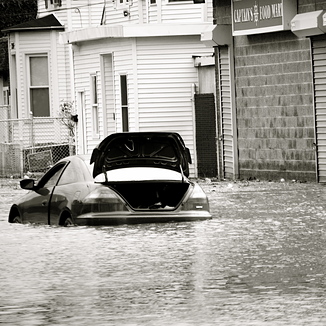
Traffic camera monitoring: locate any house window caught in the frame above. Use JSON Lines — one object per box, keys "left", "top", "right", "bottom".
{"left": 45, "top": 0, "right": 62, "bottom": 9}
{"left": 120, "top": 75, "right": 129, "bottom": 132}
{"left": 119, "top": 0, "right": 129, "bottom": 6}
{"left": 150, "top": 0, "right": 156, "bottom": 4}
{"left": 29, "top": 55, "right": 50, "bottom": 117}
{"left": 3, "top": 87, "right": 9, "bottom": 106}
{"left": 91, "top": 74, "right": 99, "bottom": 136}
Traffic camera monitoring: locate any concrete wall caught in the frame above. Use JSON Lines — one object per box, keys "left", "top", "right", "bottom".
{"left": 235, "top": 32, "right": 315, "bottom": 181}
{"left": 214, "top": 0, "right": 320, "bottom": 181}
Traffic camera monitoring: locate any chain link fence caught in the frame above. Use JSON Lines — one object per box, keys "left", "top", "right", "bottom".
{"left": 0, "top": 105, "right": 76, "bottom": 178}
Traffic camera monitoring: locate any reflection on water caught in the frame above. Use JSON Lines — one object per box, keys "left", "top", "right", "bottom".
{"left": 1, "top": 184, "right": 326, "bottom": 325}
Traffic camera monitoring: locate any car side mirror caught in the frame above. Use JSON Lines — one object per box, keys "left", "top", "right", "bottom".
{"left": 20, "top": 178, "right": 36, "bottom": 190}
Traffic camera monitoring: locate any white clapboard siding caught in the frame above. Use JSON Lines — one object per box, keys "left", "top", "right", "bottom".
{"left": 38, "top": 1, "right": 103, "bottom": 30}
{"left": 161, "top": 2, "right": 213, "bottom": 23}
{"left": 148, "top": 5, "right": 158, "bottom": 23}
{"left": 72, "top": 34, "right": 213, "bottom": 177}
{"left": 101, "top": 54, "right": 115, "bottom": 136}
{"left": 136, "top": 36, "right": 214, "bottom": 175}
{"left": 73, "top": 39, "right": 134, "bottom": 151}
{"left": 17, "top": 30, "right": 70, "bottom": 121}
{"left": 38, "top": 0, "right": 212, "bottom": 28}
{"left": 73, "top": 2, "right": 105, "bottom": 29}
{"left": 312, "top": 37, "right": 326, "bottom": 182}
{"left": 56, "top": 43, "right": 71, "bottom": 102}
{"left": 218, "top": 45, "right": 236, "bottom": 179}
{"left": 111, "top": 43, "right": 135, "bottom": 132}
{"left": 105, "top": 2, "right": 141, "bottom": 25}
{"left": 16, "top": 31, "right": 52, "bottom": 120}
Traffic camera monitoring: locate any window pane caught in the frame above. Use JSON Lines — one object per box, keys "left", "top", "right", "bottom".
{"left": 92, "top": 75, "right": 97, "bottom": 104}
{"left": 30, "top": 57, "right": 49, "bottom": 86}
{"left": 120, "top": 75, "right": 128, "bottom": 106}
{"left": 39, "top": 164, "right": 66, "bottom": 188}
{"left": 30, "top": 88, "right": 50, "bottom": 117}
{"left": 58, "top": 163, "right": 78, "bottom": 185}
{"left": 93, "top": 105, "right": 99, "bottom": 134}
{"left": 122, "top": 106, "right": 129, "bottom": 132}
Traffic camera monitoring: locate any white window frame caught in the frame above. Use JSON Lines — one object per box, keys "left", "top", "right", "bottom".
{"left": 91, "top": 74, "right": 99, "bottom": 137}
{"left": 3, "top": 87, "right": 9, "bottom": 106}
{"left": 44, "top": 0, "right": 62, "bottom": 9}
{"left": 117, "top": 0, "right": 132, "bottom": 8}
{"left": 27, "top": 54, "right": 50, "bottom": 117}
{"left": 167, "top": 0, "right": 192, "bottom": 2}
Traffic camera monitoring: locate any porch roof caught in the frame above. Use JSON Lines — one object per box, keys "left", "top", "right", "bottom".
{"left": 2, "top": 14, "right": 64, "bottom": 33}
{"left": 59, "top": 23, "right": 229, "bottom": 46}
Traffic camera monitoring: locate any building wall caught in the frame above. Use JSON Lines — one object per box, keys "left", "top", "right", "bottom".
{"left": 72, "top": 35, "right": 214, "bottom": 176}
{"left": 9, "top": 30, "right": 69, "bottom": 120}
{"left": 214, "top": 0, "right": 319, "bottom": 181}
{"left": 37, "top": 0, "right": 212, "bottom": 28}
{"left": 235, "top": 32, "right": 315, "bottom": 181}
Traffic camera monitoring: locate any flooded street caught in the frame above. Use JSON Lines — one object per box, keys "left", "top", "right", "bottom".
{"left": 1, "top": 181, "right": 326, "bottom": 325}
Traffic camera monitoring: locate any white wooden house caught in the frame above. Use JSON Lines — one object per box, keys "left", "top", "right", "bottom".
{"left": 5, "top": 0, "right": 231, "bottom": 177}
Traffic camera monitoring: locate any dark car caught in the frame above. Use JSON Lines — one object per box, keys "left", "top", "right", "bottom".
{"left": 8, "top": 132, "right": 211, "bottom": 226}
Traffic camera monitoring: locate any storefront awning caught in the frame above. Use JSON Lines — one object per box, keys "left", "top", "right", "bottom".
{"left": 291, "top": 10, "right": 326, "bottom": 37}
{"left": 201, "top": 24, "right": 232, "bottom": 46}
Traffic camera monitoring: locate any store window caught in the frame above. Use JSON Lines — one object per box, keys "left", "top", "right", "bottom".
{"left": 29, "top": 55, "right": 50, "bottom": 117}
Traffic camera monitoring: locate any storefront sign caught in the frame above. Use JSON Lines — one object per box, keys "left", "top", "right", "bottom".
{"left": 232, "top": 0, "right": 297, "bottom": 36}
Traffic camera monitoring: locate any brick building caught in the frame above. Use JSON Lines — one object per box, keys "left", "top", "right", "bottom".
{"left": 214, "top": 0, "right": 326, "bottom": 182}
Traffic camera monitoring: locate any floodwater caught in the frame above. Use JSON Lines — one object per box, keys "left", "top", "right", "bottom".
{"left": 1, "top": 181, "right": 326, "bottom": 325}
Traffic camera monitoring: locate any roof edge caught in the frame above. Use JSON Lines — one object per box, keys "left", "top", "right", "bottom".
{"left": 2, "top": 14, "right": 64, "bottom": 33}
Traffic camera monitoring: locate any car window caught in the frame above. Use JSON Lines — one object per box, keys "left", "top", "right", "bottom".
{"left": 38, "top": 163, "right": 67, "bottom": 188}
{"left": 57, "top": 162, "right": 79, "bottom": 185}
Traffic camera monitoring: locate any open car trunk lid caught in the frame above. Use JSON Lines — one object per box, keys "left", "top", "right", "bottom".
{"left": 90, "top": 132, "right": 192, "bottom": 178}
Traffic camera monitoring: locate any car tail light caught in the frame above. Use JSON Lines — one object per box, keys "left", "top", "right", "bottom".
{"left": 181, "top": 184, "right": 210, "bottom": 211}
{"left": 81, "top": 188, "right": 128, "bottom": 214}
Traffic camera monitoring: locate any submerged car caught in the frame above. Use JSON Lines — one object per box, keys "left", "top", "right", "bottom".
{"left": 8, "top": 132, "right": 211, "bottom": 226}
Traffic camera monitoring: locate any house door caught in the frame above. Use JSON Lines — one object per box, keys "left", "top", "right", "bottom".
{"left": 194, "top": 93, "right": 218, "bottom": 177}
{"left": 312, "top": 36, "right": 326, "bottom": 182}
{"left": 194, "top": 64, "right": 218, "bottom": 177}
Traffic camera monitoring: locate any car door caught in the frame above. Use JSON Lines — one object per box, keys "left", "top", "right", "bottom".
{"left": 21, "top": 163, "right": 68, "bottom": 224}
{"left": 49, "top": 160, "right": 83, "bottom": 225}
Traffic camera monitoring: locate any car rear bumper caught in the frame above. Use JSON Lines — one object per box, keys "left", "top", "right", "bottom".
{"left": 75, "top": 211, "right": 212, "bottom": 226}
